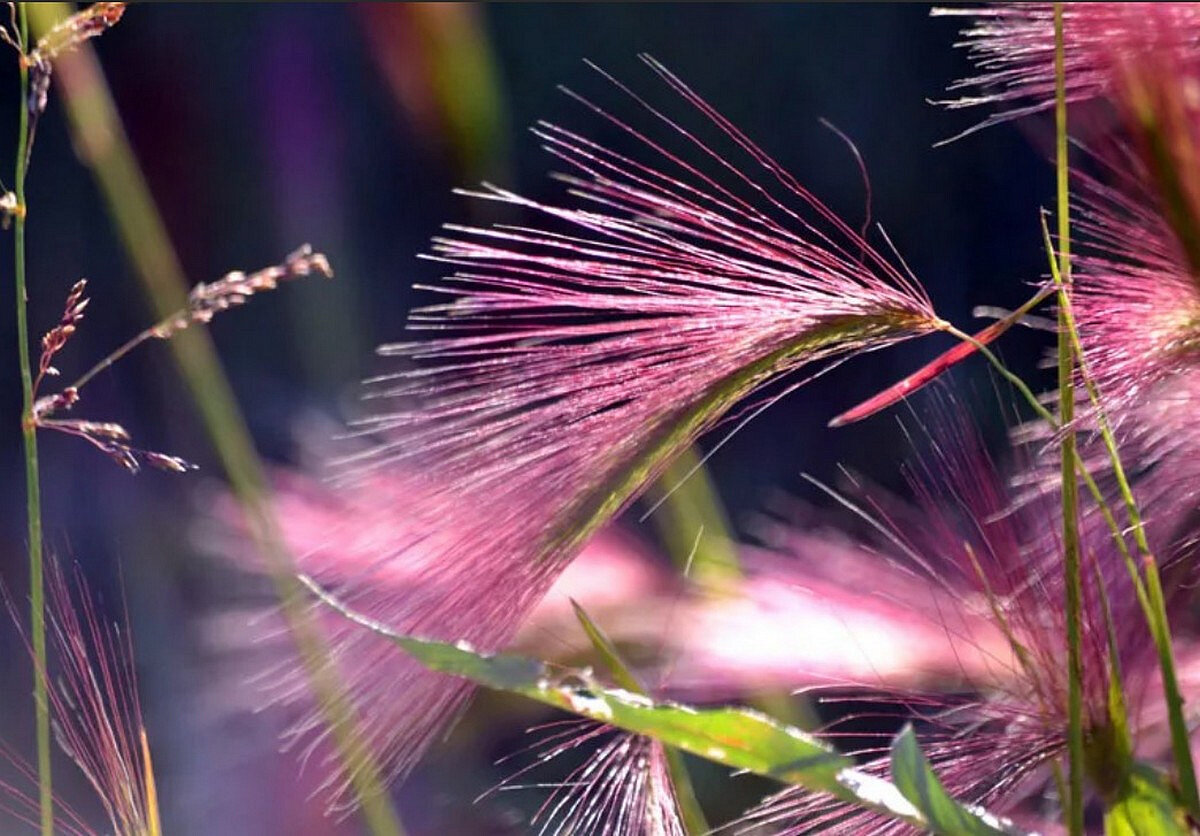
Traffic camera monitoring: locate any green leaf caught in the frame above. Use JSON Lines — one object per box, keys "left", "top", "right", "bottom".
{"left": 571, "top": 599, "right": 645, "bottom": 695}
{"left": 1104, "top": 765, "right": 1189, "bottom": 836}
{"left": 889, "top": 725, "right": 1013, "bottom": 836}
{"left": 302, "top": 576, "right": 1033, "bottom": 834}
{"left": 571, "top": 599, "right": 708, "bottom": 835}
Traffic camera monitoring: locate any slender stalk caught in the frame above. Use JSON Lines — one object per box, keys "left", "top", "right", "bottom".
{"left": 23, "top": 5, "right": 403, "bottom": 833}
{"left": 1038, "top": 219, "right": 1200, "bottom": 816}
{"left": 68, "top": 322, "right": 169, "bottom": 392}
{"left": 11, "top": 5, "right": 52, "bottom": 834}
{"left": 1052, "top": 8, "right": 1084, "bottom": 834}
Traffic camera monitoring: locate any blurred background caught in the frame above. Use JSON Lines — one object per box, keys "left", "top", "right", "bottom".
{"left": 0, "top": 4, "right": 1058, "bottom": 834}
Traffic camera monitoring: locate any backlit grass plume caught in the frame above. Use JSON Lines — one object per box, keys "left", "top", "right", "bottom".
{"left": 737, "top": 408, "right": 1174, "bottom": 833}
{"left": 292, "top": 56, "right": 945, "bottom": 800}
{"left": 494, "top": 720, "right": 687, "bottom": 836}
{"left": 1060, "top": 164, "right": 1200, "bottom": 524}
{"left": 934, "top": 3, "right": 1200, "bottom": 139}
{"left": 3, "top": 556, "right": 159, "bottom": 836}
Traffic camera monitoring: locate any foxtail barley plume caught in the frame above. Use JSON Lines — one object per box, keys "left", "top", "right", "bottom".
{"left": 284, "top": 56, "right": 946, "bottom": 804}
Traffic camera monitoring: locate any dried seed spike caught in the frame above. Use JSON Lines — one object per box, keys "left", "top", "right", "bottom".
{"left": 106, "top": 447, "right": 140, "bottom": 474}
{"left": 176, "top": 248, "right": 333, "bottom": 331}
{"left": 143, "top": 452, "right": 198, "bottom": 474}
{"left": 35, "top": 279, "right": 93, "bottom": 397}
{"left": 36, "top": 248, "right": 331, "bottom": 474}
{"left": 31, "top": 2, "right": 125, "bottom": 65}
{"left": 76, "top": 421, "right": 130, "bottom": 441}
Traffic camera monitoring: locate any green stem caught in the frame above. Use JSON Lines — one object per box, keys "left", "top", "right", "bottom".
{"left": 1052, "top": 8, "right": 1084, "bottom": 835}
{"left": 550, "top": 313, "right": 931, "bottom": 558}
{"left": 650, "top": 446, "right": 741, "bottom": 587}
{"left": 12, "top": 5, "right": 52, "bottom": 834}
{"left": 1038, "top": 215, "right": 1200, "bottom": 816}
{"left": 23, "top": 5, "right": 403, "bottom": 833}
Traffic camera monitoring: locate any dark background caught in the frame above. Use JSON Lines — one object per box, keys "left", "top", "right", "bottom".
{"left": 0, "top": 4, "right": 1054, "bottom": 833}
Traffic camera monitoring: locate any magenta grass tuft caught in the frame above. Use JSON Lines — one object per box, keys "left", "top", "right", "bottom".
{"left": 736, "top": 405, "right": 1169, "bottom": 832}
{"left": 934, "top": 3, "right": 1200, "bottom": 139}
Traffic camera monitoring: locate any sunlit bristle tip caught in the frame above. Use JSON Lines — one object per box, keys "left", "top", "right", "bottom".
{"left": 491, "top": 721, "right": 685, "bottom": 836}
{"left": 0, "top": 557, "right": 156, "bottom": 835}
{"left": 933, "top": 3, "right": 1200, "bottom": 141}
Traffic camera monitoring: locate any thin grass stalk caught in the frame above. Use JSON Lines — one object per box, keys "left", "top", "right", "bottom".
{"left": 22, "top": 5, "right": 403, "bottom": 833}
{"left": 944, "top": 317, "right": 1154, "bottom": 615}
{"left": 651, "top": 447, "right": 741, "bottom": 586}
{"left": 1039, "top": 214, "right": 1200, "bottom": 817}
{"left": 1052, "top": 7, "right": 1084, "bottom": 834}
{"left": 11, "top": 5, "right": 52, "bottom": 834}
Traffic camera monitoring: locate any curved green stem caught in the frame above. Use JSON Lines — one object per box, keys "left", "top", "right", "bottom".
{"left": 12, "top": 5, "right": 53, "bottom": 833}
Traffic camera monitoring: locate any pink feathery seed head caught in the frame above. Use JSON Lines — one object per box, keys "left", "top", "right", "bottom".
{"left": 1073, "top": 173, "right": 1200, "bottom": 399}
{"left": 492, "top": 720, "right": 685, "bottom": 836}
{"left": 934, "top": 3, "right": 1200, "bottom": 139}
{"left": 732, "top": 405, "right": 1163, "bottom": 832}
{"left": 656, "top": 533, "right": 1013, "bottom": 702}
{"left": 2, "top": 556, "right": 157, "bottom": 836}
{"left": 1062, "top": 159, "right": 1200, "bottom": 522}
{"left": 278, "top": 57, "right": 943, "bottom": 804}
{"left": 205, "top": 465, "right": 676, "bottom": 807}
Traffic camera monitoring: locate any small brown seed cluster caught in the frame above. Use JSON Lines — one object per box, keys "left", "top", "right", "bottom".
{"left": 29, "top": 247, "right": 332, "bottom": 476}
{"left": 152, "top": 245, "right": 333, "bottom": 339}
{"left": 37, "top": 278, "right": 88, "bottom": 388}
{"left": 25, "top": 2, "right": 125, "bottom": 67}
{"left": 12, "top": 3, "right": 126, "bottom": 121}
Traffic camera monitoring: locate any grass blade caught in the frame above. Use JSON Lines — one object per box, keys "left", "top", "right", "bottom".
{"left": 890, "top": 726, "right": 1012, "bottom": 836}
{"left": 303, "top": 574, "right": 1032, "bottom": 835}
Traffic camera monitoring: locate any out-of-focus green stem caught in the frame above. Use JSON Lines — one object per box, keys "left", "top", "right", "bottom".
{"left": 1052, "top": 8, "right": 1084, "bottom": 835}
{"left": 11, "top": 5, "right": 53, "bottom": 834}
{"left": 650, "top": 446, "right": 741, "bottom": 587}
{"left": 25, "top": 5, "right": 402, "bottom": 833}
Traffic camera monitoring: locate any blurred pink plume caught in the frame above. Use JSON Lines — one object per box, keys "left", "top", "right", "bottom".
{"left": 734, "top": 407, "right": 1175, "bottom": 833}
